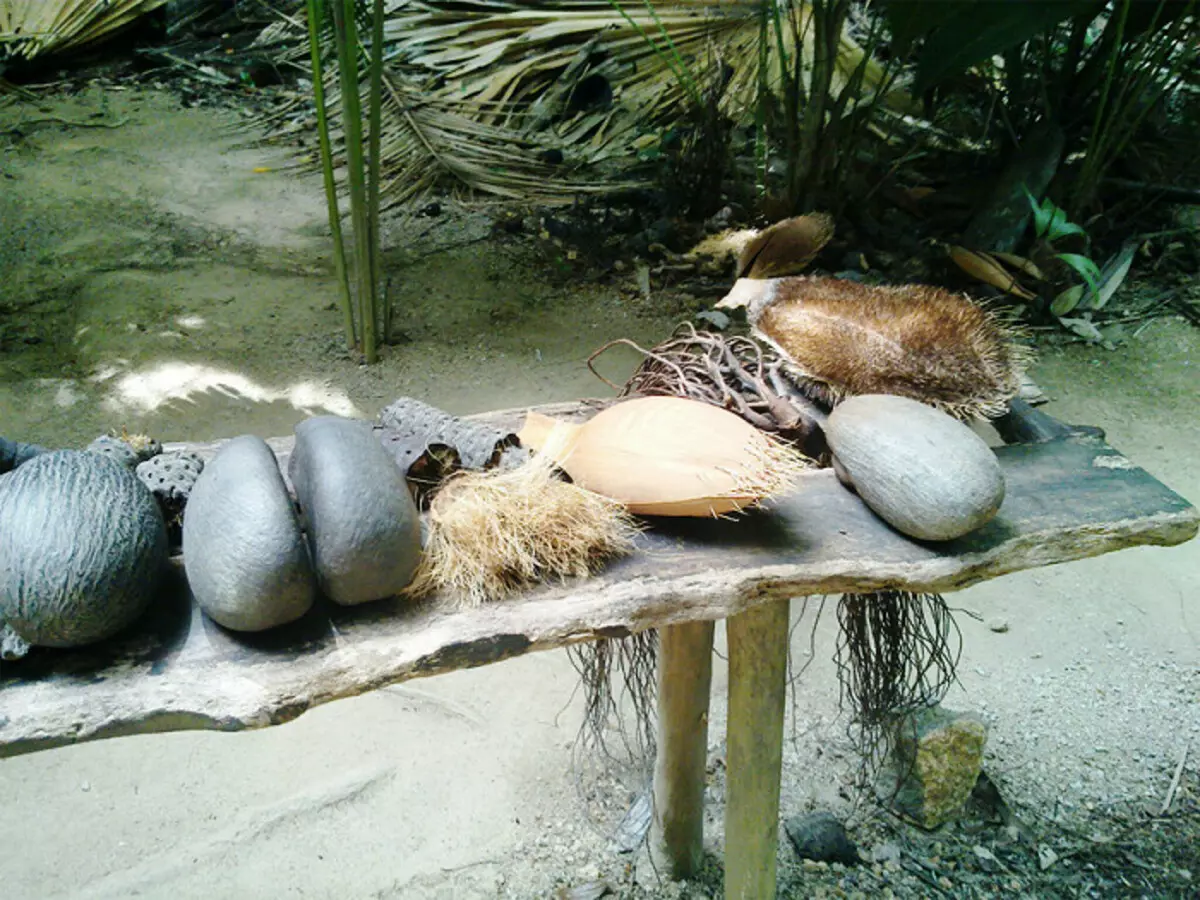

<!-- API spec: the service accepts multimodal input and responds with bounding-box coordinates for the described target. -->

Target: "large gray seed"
[182,435,315,631]
[0,451,168,648]
[824,394,1005,541]
[0,437,48,474]
[289,416,423,606]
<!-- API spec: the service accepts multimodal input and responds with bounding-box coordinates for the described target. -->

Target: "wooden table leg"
[650,619,715,880]
[725,597,790,899]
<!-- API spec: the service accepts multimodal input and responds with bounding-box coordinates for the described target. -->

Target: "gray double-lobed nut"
[182,435,316,632]
[289,416,423,606]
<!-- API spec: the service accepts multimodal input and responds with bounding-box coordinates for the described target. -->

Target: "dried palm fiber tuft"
[737,212,836,279]
[403,445,638,609]
[717,275,1032,421]
[566,628,658,773]
[0,1,168,64]
[519,395,813,518]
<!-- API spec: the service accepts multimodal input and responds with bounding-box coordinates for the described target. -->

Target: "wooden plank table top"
[1,400,1195,759]
[2,397,1197,899]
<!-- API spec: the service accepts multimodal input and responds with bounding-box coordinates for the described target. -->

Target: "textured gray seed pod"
[86,435,140,469]
[0,451,169,650]
[824,394,1006,541]
[182,435,315,632]
[137,451,205,506]
[289,415,423,606]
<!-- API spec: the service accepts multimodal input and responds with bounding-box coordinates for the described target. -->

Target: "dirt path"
[0,86,672,449]
[0,85,1196,899]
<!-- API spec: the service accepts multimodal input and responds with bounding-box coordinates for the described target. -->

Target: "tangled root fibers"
[568,591,963,793]
[834,591,963,773]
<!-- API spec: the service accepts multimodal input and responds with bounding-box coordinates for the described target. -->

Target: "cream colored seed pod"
[519,395,811,518]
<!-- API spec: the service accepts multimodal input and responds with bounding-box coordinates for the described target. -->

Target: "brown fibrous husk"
[720,275,1034,422]
[404,451,640,608]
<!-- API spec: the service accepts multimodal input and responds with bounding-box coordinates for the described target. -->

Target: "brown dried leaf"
[738,213,836,279]
[948,246,1038,301]
[990,251,1047,282]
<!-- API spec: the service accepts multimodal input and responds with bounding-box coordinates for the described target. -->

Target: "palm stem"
[332,0,376,363]
[305,0,356,351]
[368,0,387,346]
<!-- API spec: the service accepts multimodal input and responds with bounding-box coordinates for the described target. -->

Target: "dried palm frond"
[258,0,909,205]
[0,0,167,63]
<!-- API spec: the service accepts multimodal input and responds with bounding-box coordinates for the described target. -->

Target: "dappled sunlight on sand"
[101,361,361,418]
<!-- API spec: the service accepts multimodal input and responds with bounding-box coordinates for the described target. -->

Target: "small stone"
[987,617,1010,633]
[875,705,988,829]
[871,842,901,865]
[556,881,611,900]
[1038,846,1059,870]
[1,624,31,661]
[784,811,861,865]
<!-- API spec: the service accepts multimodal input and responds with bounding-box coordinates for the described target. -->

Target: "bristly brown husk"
[730,276,1033,421]
[404,451,639,608]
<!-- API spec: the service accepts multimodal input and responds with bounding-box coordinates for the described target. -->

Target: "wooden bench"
[1,399,1196,899]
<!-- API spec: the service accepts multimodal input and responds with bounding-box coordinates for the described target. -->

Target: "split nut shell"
[182,435,316,631]
[825,394,1005,541]
[288,416,422,606]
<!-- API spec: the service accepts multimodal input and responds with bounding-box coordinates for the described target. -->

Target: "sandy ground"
[1,86,1197,899]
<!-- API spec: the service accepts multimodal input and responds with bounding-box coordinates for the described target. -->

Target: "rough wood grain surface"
[724,598,790,900]
[650,620,715,879]
[0,402,1195,758]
